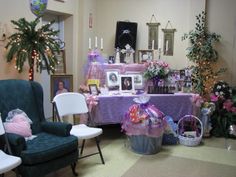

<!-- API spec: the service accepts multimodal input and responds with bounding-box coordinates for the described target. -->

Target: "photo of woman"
[119,75,134,92]
[106,71,119,88]
[56,80,68,95]
[50,75,73,101]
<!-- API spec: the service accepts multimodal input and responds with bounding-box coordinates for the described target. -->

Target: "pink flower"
[210,94,219,102]
[231,107,236,113]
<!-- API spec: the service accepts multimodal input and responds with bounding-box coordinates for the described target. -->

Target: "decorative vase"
[152,76,165,87]
[152,76,160,86]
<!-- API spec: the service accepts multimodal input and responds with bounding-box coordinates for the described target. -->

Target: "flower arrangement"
[143,61,170,85]
[210,81,236,137]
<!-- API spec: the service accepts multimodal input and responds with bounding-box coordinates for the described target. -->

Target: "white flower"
[220,91,224,96]
[215,91,219,96]
[217,85,221,89]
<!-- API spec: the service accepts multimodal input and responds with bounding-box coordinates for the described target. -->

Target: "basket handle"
[177,115,203,138]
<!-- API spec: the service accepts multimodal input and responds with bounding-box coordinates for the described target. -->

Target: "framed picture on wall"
[50,74,73,100]
[54,50,66,74]
[138,50,154,63]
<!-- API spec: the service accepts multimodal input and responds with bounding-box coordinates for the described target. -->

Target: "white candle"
[89,38,91,50]
[151,40,154,50]
[95,36,98,48]
[101,38,103,50]
[165,40,168,52]
[158,39,162,49]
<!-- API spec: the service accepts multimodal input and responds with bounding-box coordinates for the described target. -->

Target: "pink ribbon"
[86,95,98,112]
[190,94,204,107]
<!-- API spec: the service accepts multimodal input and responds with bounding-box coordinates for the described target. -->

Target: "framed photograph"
[54,50,66,74]
[89,84,99,95]
[138,50,154,63]
[125,72,144,89]
[106,70,120,89]
[119,75,135,92]
[50,74,73,100]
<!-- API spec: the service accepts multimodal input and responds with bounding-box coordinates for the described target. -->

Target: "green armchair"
[0,79,78,177]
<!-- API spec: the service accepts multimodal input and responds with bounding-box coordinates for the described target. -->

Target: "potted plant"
[4,17,61,81]
[182,11,225,97]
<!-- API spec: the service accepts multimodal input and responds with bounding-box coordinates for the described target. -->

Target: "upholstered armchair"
[0,79,78,177]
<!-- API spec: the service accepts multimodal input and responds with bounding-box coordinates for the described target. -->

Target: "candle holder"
[158,48,162,60]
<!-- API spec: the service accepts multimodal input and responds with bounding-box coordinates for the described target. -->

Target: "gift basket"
[177,115,203,147]
[121,95,167,154]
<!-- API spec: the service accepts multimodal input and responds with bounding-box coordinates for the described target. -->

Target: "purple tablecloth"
[93,94,194,125]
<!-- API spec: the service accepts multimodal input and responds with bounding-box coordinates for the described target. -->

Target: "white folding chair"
[0,116,22,177]
[53,92,105,164]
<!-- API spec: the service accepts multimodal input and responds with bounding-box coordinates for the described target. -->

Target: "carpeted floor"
[5,125,236,177]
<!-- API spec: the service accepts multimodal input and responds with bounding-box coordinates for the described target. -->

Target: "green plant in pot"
[182,11,225,97]
[4,17,61,81]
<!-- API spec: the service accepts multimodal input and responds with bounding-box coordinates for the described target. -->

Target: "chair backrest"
[53,92,89,121]
[0,116,5,136]
[0,79,46,134]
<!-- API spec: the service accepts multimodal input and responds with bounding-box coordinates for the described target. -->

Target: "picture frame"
[50,74,73,101]
[54,50,66,74]
[138,50,154,63]
[106,70,120,89]
[89,84,99,95]
[162,28,176,56]
[119,75,135,92]
[125,72,144,90]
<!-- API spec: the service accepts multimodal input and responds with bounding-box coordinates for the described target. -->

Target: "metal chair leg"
[71,162,78,176]
[80,140,86,155]
[95,137,105,164]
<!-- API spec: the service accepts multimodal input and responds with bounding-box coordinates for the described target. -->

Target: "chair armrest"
[41,121,72,137]
[7,133,26,156]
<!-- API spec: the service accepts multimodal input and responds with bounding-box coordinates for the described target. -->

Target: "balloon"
[30,0,48,17]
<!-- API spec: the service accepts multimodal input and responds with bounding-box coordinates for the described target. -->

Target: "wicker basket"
[177,115,203,147]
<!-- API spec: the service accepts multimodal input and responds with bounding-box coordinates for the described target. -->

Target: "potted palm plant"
[4,17,61,81]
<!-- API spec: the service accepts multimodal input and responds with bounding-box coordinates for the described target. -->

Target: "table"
[93,93,195,125]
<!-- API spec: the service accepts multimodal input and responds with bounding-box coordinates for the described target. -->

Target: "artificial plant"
[5,17,60,81]
[182,11,225,97]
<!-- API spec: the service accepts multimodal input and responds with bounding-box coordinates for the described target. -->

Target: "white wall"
[92,0,206,69]
[207,0,236,86]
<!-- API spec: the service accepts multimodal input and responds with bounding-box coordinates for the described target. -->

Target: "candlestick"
[89,38,91,50]
[95,36,98,48]
[158,39,162,49]
[101,38,103,50]
[151,40,154,50]
[165,40,168,52]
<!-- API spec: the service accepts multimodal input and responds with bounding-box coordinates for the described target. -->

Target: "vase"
[152,76,165,87]
[152,76,160,86]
